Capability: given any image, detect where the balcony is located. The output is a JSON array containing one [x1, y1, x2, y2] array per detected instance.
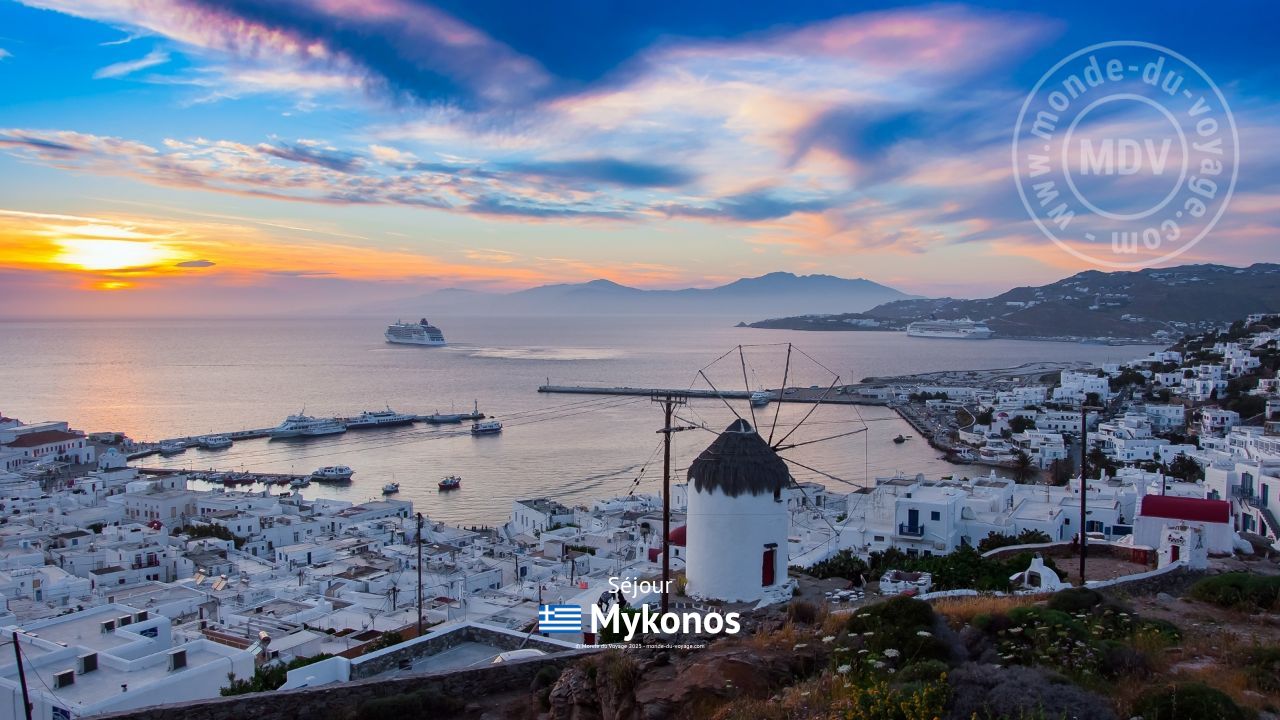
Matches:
[[898, 523, 926, 538]]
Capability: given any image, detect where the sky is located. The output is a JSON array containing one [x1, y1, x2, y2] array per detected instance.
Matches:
[[1, 0, 1278, 317]]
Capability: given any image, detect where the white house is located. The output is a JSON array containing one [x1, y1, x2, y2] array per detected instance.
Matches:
[[1200, 409, 1241, 437], [1133, 495, 1234, 555]]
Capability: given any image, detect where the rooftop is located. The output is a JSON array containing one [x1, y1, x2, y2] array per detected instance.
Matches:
[[3, 429, 82, 448]]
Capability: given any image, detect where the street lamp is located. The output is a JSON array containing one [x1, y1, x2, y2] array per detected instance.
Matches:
[[1078, 404, 1105, 586]]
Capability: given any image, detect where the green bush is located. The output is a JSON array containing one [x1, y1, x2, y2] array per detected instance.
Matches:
[[1189, 572, 1280, 611], [1133, 682, 1247, 720], [896, 659, 949, 683], [221, 654, 333, 695], [803, 549, 869, 581], [835, 597, 951, 674], [976, 529, 1051, 553], [1046, 588, 1103, 614]]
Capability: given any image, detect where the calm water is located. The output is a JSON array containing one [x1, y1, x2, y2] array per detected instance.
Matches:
[[0, 316, 1159, 525]]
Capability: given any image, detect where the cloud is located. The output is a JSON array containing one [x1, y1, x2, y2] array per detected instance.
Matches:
[[665, 189, 837, 222], [501, 158, 695, 189], [0, 49, 11, 60], [93, 48, 171, 79], [257, 140, 363, 173], [176, 259, 215, 267]]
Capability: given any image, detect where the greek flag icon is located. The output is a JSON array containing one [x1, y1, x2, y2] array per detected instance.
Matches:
[[538, 604, 583, 633]]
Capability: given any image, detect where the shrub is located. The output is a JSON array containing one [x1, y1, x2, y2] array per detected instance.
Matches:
[[977, 529, 1051, 553], [944, 663, 1116, 720], [805, 549, 870, 581], [835, 597, 952, 674], [1245, 646, 1280, 693], [363, 630, 404, 653], [786, 600, 820, 626], [1133, 682, 1247, 720], [1189, 572, 1280, 611], [1046, 588, 1103, 614], [896, 659, 950, 683], [1098, 640, 1150, 679]]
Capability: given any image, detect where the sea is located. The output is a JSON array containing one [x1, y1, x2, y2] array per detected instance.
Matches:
[[0, 315, 1162, 526]]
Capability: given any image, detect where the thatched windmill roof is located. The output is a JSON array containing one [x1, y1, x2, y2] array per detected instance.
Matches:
[[687, 418, 790, 497]]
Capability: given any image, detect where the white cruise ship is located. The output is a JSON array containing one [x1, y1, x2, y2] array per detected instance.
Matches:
[[385, 318, 446, 346], [905, 319, 994, 340], [270, 414, 348, 439], [346, 407, 416, 429]]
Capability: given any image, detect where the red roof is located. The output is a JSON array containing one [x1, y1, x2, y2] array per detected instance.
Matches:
[[1140, 495, 1230, 524], [3, 429, 81, 448], [669, 525, 686, 547]]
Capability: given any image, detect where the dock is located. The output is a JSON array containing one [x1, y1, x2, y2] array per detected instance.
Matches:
[[537, 384, 884, 404]]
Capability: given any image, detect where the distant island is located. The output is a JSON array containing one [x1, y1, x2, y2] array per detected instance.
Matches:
[[747, 263, 1280, 343], [365, 271, 919, 317]]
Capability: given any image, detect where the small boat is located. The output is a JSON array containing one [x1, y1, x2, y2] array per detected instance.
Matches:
[[199, 435, 232, 450], [159, 441, 184, 456], [289, 476, 310, 488], [382, 482, 400, 495], [471, 419, 503, 435], [310, 465, 354, 482], [893, 435, 908, 444], [750, 390, 772, 407], [438, 475, 461, 491]]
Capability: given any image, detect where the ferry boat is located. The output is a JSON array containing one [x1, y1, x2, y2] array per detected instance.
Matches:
[[385, 318, 446, 346], [422, 400, 484, 424], [471, 419, 503, 435], [346, 407, 416, 429], [270, 414, 347, 439], [905, 319, 994, 340], [438, 475, 461, 491], [199, 435, 232, 450], [750, 391, 772, 407], [382, 482, 400, 495], [310, 465, 354, 482]]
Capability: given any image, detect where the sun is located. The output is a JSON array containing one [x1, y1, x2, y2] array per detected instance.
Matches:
[[53, 239, 182, 271]]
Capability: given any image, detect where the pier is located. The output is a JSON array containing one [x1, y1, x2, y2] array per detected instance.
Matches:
[[537, 384, 884, 404]]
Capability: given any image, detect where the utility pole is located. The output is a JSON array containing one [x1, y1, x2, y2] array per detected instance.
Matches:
[[415, 512, 424, 635], [653, 393, 687, 614], [1078, 404, 1104, 586], [11, 631, 32, 720]]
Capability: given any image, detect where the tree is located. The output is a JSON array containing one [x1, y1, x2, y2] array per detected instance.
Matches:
[[1086, 447, 1116, 479], [1084, 392, 1102, 407], [1048, 459, 1073, 486], [1009, 416, 1037, 433], [1167, 455, 1204, 482], [364, 630, 405, 654], [977, 529, 1052, 553], [976, 408, 994, 426], [1011, 450, 1035, 483]]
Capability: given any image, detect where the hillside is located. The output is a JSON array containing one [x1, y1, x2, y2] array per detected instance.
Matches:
[[749, 263, 1280, 341], [362, 272, 916, 317]]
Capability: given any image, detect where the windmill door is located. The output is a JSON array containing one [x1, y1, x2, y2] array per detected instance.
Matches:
[[762, 547, 776, 586]]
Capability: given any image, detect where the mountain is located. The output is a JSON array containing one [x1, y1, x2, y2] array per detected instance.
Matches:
[[362, 272, 916, 317], [748, 264, 1280, 341]]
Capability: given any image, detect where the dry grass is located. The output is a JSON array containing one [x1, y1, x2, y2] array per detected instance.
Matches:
[[930, 593, 1038, 627]]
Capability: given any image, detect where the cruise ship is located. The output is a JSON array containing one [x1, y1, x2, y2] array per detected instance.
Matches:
[[346, 407, 416, 429], [905, 319, 994, 340], [270, 414, 348, 439], [385, 318, 446, 346]]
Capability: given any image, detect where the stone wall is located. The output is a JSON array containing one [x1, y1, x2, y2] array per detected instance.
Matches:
[[351, 623, 576, 678], [98, 649, 595, 720]]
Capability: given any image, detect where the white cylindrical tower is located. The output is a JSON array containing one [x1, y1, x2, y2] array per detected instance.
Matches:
[[685, 418, 790, 603]]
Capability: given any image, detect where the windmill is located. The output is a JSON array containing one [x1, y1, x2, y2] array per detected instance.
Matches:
[[653, 343, 868, 606]]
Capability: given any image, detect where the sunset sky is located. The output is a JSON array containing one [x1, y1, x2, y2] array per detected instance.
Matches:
[[1, 1, 1277, 317]]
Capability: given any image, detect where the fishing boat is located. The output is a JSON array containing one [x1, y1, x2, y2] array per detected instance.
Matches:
[[750, 390, 772, 407], [159, 441, 185, 456], [382, 482, 400, 495], [471, 419, 503, 435], [438, 475, 461, 491], [289, 476, 310, 488], [893, 435, 908, 444], [310, 465, 354, 482]]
